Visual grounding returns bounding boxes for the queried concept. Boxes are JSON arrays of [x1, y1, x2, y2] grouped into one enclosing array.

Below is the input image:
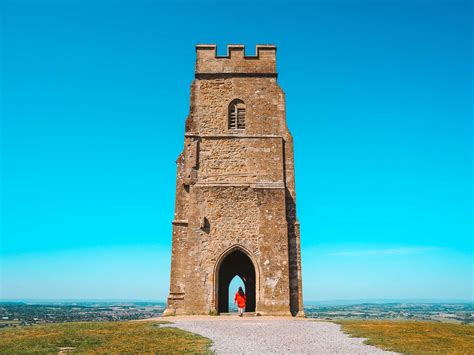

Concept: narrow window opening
[[228, 99, 245, 129]]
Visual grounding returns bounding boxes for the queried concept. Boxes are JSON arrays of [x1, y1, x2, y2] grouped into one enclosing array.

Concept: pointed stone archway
[[215, 247, 257, 313]]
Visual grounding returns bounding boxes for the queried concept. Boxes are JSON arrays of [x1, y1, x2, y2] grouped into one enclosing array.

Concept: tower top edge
[[195, 44, 277, 58], [195, 44, 277, 74]]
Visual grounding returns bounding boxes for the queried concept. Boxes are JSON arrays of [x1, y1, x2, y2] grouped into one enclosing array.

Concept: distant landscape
[[0, 301, 166, 327], [304, 302, 473, 324], [1, 301, 472, 327]]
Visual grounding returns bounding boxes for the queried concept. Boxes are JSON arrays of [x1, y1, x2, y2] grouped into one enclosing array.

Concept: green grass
[[0, 321, 212, 354], [338, 320, 474, 354]]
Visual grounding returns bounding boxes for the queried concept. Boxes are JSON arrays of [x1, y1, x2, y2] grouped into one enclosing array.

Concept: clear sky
[[1, 0, 472, 302]]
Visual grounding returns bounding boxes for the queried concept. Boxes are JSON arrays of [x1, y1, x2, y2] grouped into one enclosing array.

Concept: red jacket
[[234, 292, 246, 308]]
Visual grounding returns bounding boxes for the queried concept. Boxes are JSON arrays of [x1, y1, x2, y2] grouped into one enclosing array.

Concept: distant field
[[339, 320, 474, 354], [2, 302, 471, 325], [0, 321, 211, 354]]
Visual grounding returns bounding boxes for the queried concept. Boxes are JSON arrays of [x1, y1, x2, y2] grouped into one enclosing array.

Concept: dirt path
[[162, 316, 397, 354]]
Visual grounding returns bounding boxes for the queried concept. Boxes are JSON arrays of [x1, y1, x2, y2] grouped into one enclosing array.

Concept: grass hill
[[1, 318, 473, 354], [0, 321, 211, 354], [339, 320, 474, 354]]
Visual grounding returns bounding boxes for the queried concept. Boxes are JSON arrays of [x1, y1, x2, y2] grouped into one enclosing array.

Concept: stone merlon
[[195, 44, 277, 76]]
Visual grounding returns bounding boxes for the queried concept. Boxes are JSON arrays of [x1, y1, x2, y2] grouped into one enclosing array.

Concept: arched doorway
[[217, 248, 256, 313]]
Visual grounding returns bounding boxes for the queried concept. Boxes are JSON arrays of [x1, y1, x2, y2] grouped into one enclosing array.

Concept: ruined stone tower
[[164, 44, 304, 316]]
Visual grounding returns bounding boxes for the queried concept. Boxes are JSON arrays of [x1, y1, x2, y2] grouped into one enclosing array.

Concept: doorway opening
[[228, 275, 245, 312], [217, 248, 256, 313]]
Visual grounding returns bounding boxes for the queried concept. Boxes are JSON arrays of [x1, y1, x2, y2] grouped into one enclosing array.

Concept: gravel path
[[167, 316, 397, 354]]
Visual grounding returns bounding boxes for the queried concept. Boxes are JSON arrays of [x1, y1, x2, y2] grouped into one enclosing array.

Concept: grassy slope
[[338, 320, 474, 354], [0, 321, 212, 354]]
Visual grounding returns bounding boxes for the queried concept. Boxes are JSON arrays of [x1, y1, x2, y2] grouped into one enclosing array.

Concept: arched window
[[228, 99, 245, 129]]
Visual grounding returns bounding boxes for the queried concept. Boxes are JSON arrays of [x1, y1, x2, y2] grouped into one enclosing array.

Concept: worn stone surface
[[165, 44, 304, 316]]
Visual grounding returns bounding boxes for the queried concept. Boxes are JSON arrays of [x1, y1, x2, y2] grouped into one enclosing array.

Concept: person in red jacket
[[234, 287, 246, 317]]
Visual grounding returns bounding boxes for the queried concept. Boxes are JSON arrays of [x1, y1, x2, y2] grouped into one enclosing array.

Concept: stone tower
[[164, 44, 304, 316]]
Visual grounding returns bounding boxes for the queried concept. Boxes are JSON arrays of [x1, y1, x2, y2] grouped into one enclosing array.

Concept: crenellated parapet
[[195, 44, 277, 77]]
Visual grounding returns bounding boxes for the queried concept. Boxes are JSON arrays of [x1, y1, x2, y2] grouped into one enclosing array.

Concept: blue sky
[[1, 0, 472, 301]]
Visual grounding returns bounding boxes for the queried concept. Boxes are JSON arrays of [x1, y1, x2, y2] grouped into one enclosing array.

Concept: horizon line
[[1, 298, 472, 304]]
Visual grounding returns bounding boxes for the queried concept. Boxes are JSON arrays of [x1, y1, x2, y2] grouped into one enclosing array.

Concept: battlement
[[195, 44, 277, 77]]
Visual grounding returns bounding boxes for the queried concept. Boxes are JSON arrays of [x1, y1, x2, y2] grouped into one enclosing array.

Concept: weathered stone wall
[[165, 44, 304, 316], [196, 137, 284, 185], [187, 77, 285, 135]]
